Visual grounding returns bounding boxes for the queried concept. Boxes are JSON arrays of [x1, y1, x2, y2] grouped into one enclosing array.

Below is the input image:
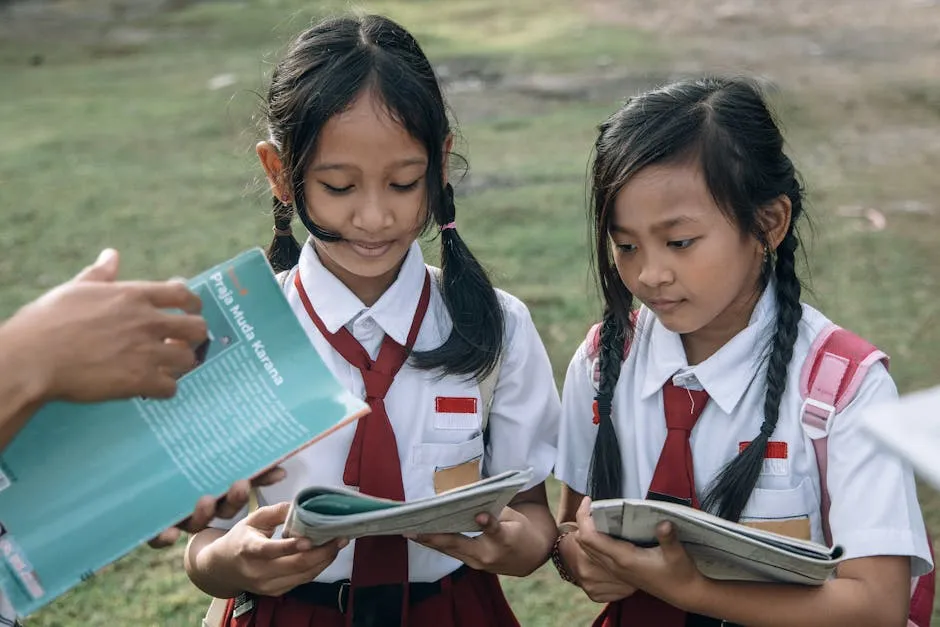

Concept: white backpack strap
[[799, 323, 888, 545], [479, 353, 502, 433], [425, 265, 503, 432]]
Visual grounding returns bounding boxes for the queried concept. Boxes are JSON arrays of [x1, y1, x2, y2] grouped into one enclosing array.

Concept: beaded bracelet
[[550, 524, 578, 584]]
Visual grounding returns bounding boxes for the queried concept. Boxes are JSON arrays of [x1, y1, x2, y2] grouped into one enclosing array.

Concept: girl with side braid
[[551, 77, 932, 627]]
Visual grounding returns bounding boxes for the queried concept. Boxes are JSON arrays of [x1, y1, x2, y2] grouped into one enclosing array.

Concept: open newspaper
[[591, 499, 843, 586], [857, 384, 940, 491], [0, 248, 369, 616], [283, 468, 533, 544]]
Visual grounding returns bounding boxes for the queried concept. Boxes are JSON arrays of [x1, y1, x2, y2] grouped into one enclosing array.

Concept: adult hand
[[7, 249, 207, 402]]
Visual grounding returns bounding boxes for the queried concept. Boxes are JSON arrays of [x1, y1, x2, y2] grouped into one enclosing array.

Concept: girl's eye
[[668, 238, 696, 249], [616, 243, 637, 253], [391, 179, 421, 192], [321, 182, 353, 194]]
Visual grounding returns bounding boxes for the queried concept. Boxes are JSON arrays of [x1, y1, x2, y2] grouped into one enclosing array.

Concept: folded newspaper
[[283, 468, 533, 545], [857, 384, 940, 492], [591, 499, 844, 586]]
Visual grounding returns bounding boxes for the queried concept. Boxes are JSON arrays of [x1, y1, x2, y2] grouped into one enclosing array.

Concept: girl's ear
[[763, 194, 793, 251], [256, 141, 290, 201], [441, 134, 454, 187]]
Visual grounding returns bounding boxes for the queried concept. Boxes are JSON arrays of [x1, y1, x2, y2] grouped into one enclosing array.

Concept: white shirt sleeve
[[483, 295, 560, 490], [826, 361, 933, 576], [553, 340, 596, 496]]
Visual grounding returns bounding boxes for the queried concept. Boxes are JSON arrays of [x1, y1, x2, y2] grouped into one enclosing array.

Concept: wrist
[[551, 524, 579, 585], [192, 534, 242, 598], [679, 571, 716, 615], [0, 316, 51, 406]]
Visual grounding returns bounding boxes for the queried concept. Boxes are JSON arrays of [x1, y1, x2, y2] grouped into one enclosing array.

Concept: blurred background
[[2, 0, 939, 624]]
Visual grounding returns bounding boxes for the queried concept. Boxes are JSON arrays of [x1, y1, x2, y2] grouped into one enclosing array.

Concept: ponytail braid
[[702, 226, 803, 521], [587, 312, 629, 500]]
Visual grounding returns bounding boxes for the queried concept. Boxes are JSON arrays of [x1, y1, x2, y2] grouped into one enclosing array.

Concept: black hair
[[587, 76, 805, 522], [263, 14, 503, 379]]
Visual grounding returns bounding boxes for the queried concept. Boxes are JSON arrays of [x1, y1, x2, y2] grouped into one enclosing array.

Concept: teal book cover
[[0, 248, 369, 616]]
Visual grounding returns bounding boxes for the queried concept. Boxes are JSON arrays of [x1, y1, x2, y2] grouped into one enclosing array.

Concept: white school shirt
[[555, 285, 933, 577], [211, 240, 560, 583]]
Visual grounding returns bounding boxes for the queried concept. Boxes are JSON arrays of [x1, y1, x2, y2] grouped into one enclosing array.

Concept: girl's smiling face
[[302, 88, 441, 298], [259, 86, 450, 304]]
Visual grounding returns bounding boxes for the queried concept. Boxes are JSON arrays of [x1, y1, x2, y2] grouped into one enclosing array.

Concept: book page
[[285, 469, 532, 544], [858, 385, 940, 492]]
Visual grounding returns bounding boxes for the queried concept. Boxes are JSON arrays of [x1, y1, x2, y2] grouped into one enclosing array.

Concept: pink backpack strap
[[799, 323, 889, 545], [586, 311, 640, 424], [802, 325, 935, 626]]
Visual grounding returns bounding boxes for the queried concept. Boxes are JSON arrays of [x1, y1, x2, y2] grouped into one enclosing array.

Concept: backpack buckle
[[800, 397, 836, 439]]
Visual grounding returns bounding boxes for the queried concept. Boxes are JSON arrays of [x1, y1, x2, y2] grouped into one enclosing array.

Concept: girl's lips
[[647, 298, 684, 313], [348, 240, 394, 258]]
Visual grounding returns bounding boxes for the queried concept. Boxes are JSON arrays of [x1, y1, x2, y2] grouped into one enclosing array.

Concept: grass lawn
[[2, 0, 939, 624]]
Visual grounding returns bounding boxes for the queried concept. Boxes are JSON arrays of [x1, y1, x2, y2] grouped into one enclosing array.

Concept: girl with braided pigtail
[[552, 77, 932, 627]]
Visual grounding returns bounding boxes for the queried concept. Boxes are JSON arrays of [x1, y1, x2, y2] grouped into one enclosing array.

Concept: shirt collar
[[295, 240, 428, 346], [640, 284, 778, 415]]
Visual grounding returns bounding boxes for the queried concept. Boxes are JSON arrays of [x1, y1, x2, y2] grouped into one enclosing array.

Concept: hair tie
[[273, 224, 293, 237], [440, 221, 456, 231]]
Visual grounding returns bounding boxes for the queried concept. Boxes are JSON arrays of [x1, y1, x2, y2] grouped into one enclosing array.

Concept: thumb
[[655, 521, 682, 558], [245, 501, 290, 534], [575, 496, 597, 534], [74, 248, 120, 283]]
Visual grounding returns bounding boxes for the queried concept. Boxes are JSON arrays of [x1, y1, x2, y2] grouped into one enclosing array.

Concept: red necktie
[[611, 379, 710, 627], [294, 270, 431, 627], [647, 380, 709, 508]]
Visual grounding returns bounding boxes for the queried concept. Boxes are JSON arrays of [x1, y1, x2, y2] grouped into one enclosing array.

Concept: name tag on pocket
[[433, 457, 482, 494], [434, 396, 480, 430], [739, 441, 789, 476], [742, 517, 811, 541]]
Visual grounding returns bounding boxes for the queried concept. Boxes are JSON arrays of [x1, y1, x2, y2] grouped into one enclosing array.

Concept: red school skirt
[[220, 565, 520, 627], [592, 595, 726, 627]]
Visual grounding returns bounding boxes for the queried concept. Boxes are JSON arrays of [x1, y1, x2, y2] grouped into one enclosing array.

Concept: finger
[[575, 496, 597, 534], [655, 521, 683, 561], [261, 556, 341, 598], [215, 480, 251, 520], [139, 281, 203, 314], [148, 527, 180, 549], [178, 495, 218, 534], [410, 533, 474, 563], [251, 467, 287, 487], [154, 341, 198, 378], [138, 373, 179, 400], [249, 536, 315, 560], [245, 502, 290, 534], [154, 313, 208, 345], [74, 249, 120, 283], [475, 512, 502, 536]]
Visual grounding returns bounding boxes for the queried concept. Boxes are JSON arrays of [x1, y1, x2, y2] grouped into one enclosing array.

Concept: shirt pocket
[[432, 395, 482, 431], [739, 477, 817, 542], [413, 433, 484, 494]]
